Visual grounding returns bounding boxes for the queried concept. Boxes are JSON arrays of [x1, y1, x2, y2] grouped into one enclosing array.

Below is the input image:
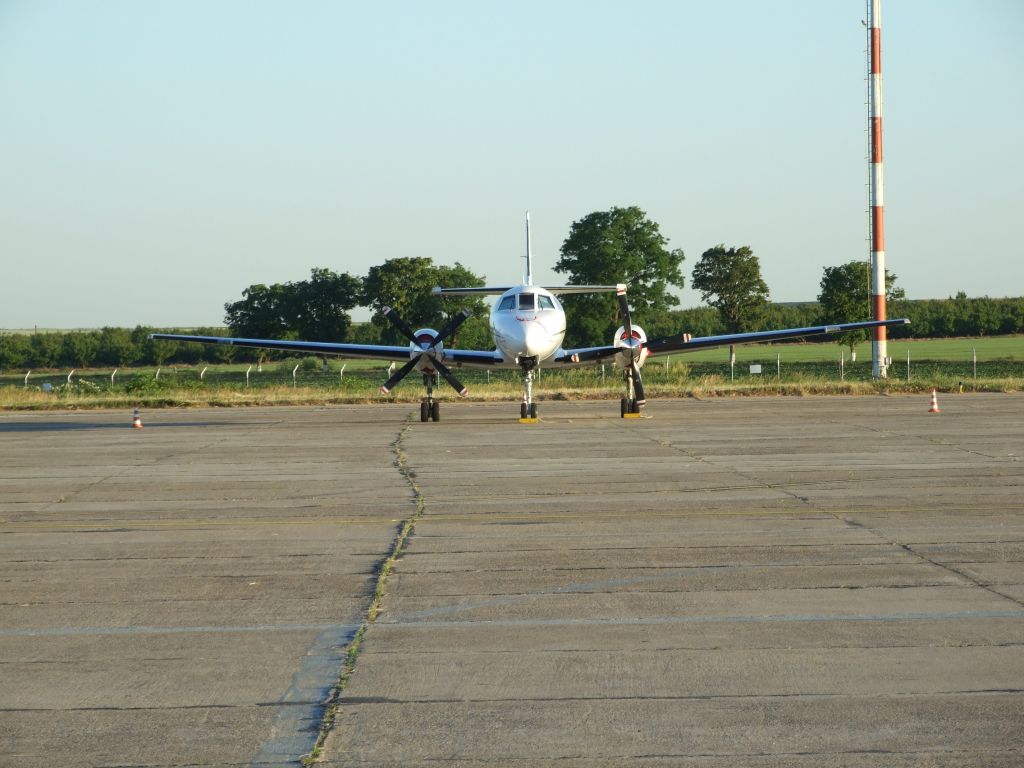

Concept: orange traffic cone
[[928, 389, 940, 413], [132, 409, 143, 428]]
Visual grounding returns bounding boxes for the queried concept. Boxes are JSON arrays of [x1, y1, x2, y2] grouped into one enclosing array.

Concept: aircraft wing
[[149, 333, 414, 362], [554, 318, 910, 365], [149, 333, 506, 367], [443, 349, 505, 366], [432, 286, 515, 296]]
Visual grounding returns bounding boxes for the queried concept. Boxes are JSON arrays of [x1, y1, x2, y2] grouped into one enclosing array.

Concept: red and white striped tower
[[868, 0, 888, 377]]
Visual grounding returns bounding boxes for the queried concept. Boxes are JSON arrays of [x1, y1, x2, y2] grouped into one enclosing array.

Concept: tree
[[60, 331, 100, 368], [362, 257, 487, 345], [691, 245, 770, 333], [96, 327, 140, 366], [554, 206, 685, 346], [224, 268, 363, 354], [224, 283, 295, 340], [817, 261, 903, 357], [28, 333, 62, 368], [288, 268, 363, 342], [138, 330, 178, 366], [0, 333, 32, 370]]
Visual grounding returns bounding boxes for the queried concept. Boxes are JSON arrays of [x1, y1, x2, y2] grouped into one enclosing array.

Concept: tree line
[[3, 295, 1022, 371], [3, 206, 1022, 370]]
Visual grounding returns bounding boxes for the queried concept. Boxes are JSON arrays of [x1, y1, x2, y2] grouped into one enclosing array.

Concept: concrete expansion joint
[[299, 418, 426, 766], [836, 514, 1024, 611]]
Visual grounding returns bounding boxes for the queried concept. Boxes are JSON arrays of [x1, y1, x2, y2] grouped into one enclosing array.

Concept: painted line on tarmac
[[391, 506, 1024, 524], [0, 516, 400, 532], [0, 622, 357, 638], [378, 609, 1024, 630]]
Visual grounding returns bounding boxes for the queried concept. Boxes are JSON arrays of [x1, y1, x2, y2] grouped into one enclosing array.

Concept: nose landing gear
[[518, 358, 539, 422]]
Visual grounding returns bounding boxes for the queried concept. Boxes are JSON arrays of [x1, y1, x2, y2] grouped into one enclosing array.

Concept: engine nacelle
[[411, 328, 442, 372], [612, 325, 648, 369]]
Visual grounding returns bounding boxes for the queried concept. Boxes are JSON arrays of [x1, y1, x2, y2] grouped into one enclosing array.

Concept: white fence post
[[246, 364, 252, 387], [24, 370, 31, 388], [67, 369, 75, 386], [340, 364, 346, 380], [973, 348, 977, 379], [155, 367, 161, 380], [292, 363, 299, 387], [111, 368, 118, 388], [840, 351, 845, 381], [200, 366, 208, 380], [777, 353, 781, 379], [906, 349, 911, 382]]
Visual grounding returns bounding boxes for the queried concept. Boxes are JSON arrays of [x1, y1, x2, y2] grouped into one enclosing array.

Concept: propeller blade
[[616, 288, 633, 340], [616, 288, 640, 362], [630, 361, 646, 406], [382, 306, 420, 346], [432, 358, 469, 397], [379, 357, 420, 394], [432, 309, 472, 346]]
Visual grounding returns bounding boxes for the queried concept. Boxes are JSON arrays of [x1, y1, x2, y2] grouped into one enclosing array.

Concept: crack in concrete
[[835, 516, 1024, 610], [268, 416, 425, 767], [634, 430, 814, 505]]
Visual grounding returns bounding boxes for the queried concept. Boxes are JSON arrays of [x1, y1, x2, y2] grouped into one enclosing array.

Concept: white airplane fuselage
[[488, 285, 566, 366]]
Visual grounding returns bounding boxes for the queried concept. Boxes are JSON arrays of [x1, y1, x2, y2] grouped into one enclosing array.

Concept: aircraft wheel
[[430, 401, 440, 422], [420, 402, 429, 422], [620, 398, 629, 418], [528, 403, 538, 419], [520, 402, 528, 419]]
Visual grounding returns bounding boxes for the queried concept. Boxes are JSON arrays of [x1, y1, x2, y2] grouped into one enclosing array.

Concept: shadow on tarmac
[[0, 421, 247, 432]]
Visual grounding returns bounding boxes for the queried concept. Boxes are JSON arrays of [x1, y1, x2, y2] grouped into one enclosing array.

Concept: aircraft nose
[[524, 322, 548, 356]]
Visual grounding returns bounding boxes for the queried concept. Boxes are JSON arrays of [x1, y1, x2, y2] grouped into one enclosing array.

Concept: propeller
[[378, 307, 472, 396], [431, 309, 472, 348], [382, 306, 420, 346], [432, 357, 468, 397], [379, 357, 420, 394], [616, 289, 646, 405]]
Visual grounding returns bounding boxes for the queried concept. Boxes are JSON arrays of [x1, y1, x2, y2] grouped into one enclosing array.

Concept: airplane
[[151, 214, 910, 422]]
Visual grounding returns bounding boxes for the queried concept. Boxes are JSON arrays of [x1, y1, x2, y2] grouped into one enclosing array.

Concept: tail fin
[[524, 211, 534, 286]]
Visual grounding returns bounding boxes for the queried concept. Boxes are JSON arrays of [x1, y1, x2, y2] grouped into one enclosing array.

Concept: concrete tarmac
[[1, 394, 1022, 766]]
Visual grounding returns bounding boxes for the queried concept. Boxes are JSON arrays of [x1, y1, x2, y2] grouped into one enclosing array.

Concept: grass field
[[676, 335, 1024, 362], [2, 336, 1021, 411]]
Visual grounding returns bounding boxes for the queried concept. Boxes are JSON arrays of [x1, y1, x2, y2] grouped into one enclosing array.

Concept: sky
[[1, 0, 1022, 329]]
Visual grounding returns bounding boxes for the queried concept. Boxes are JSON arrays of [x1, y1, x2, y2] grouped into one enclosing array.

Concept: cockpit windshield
[[518, 293, 536, 310], [498, 295, 515, 311], [538, 295, 556, 310]]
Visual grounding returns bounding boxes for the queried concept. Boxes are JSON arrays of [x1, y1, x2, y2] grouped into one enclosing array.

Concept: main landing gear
[[621, 367, 643, 417], [419, 373, 441, 422], [616, 290, 646, 419]]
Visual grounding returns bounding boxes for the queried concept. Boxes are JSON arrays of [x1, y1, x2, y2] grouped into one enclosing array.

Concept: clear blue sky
[[2, 0, 1022, 329]]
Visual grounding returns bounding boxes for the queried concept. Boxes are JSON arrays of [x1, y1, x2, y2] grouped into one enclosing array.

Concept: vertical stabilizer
[[524, 211, 534, 285]]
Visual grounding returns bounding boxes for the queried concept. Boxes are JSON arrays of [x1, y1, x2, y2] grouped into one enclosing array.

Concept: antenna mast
[[868, 0, 888, 378]]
